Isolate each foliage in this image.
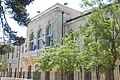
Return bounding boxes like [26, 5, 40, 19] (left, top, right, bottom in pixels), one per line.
[0, 0, 34, 41]
[79, 0, 120, 79]
[0, 0, 33, 55]
[36, 32, 81, 74]
[1, 0, 34, 26]
[35, 1, 120, 79]
[0, 55, 7, 71]
[80, 0, 120, 68]
[0, 44, 14, 55]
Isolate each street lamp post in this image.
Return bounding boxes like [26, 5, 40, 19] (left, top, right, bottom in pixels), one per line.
[61, 11, 64, 45]
[61, 3, 68, 80]
[61, 2, 68, 44]
[13, 37, 25, 78]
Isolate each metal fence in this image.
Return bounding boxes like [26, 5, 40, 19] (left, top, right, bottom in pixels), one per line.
[0, 71, 40, 79]
[0, 69, 120, 80]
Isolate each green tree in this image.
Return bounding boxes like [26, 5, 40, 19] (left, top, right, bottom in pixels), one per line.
[0, 0, 34, 41]
[35, 0, 120, 80]
[0, 0, 34, 58]
[36, 33, 81, 80]
[79, 0, 120, 80]
[0, 44, 14, 55]
[0, 0, 34, 26]
[0, 55, 7, 71]
[0, 44, 14, 71]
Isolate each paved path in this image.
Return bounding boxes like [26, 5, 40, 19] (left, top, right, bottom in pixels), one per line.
[0, 77, 32, 80]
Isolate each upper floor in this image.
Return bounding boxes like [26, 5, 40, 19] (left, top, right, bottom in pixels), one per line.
[7, 3, 89, 61]
[25, 3, 81, 52]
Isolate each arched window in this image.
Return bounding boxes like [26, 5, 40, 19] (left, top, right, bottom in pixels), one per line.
[31, 32, 34, 40]
[38, 29, 43, 49]
[46, 25, 53, 46]
[30, 32, 34, 51]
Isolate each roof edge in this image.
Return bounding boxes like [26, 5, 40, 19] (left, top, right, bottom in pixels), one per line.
[66, 11, 91, 23]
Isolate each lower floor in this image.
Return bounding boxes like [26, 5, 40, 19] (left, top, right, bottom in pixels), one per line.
[0, 65, 120, 80]
[1, 57, 120, 80]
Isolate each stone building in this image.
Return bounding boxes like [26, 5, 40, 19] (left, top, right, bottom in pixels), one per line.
[1, 3, 120, 80]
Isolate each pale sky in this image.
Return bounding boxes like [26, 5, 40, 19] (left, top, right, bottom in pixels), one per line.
[27, 0, 82, 18]
[2, 0, 83, 39]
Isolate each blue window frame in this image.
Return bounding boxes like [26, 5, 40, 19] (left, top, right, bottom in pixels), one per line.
[30, 32, 34, 51]
[46, 25, 53, 46]
[31, 32, 34, 40]
[38, 30, 43, 49]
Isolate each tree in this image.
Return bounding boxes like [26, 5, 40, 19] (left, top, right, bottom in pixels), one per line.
[35, 0, 120, 80]
[0, 0, 34, 41]
[0, 44, 14, 71]
[0, 0, 34, 70]
[0, 44, 14, 55]
[0, 0, 34, 26]
[36, 32, 81, 80]
[0, 0, 34, 57]
[79, 0, 120, 80]
[0, 54, 7, 71]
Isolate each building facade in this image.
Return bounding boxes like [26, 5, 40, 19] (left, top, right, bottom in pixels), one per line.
[0, 3, 120, 80]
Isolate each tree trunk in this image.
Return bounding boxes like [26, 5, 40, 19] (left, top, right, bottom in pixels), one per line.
[105, 68, 114, 80]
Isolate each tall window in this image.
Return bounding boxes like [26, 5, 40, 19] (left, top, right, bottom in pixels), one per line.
[11, 52, 14, 58]
[7, 53, 9, 59]
[38, 29, 43, 49]
[30, 32, 34, 51]
[46, 25, 53, 46]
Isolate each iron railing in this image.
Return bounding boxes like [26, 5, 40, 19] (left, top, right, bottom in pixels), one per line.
[0, 69, 120, 80]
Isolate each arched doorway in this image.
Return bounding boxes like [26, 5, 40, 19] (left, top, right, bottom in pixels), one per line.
[28, 65, 32, 79]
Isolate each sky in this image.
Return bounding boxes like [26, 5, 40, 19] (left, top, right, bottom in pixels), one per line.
[1, 0, 83, 39]
[27, 0, 82, 18]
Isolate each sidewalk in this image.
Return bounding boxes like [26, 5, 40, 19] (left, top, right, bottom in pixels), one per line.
[0, 77, 32, 80]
